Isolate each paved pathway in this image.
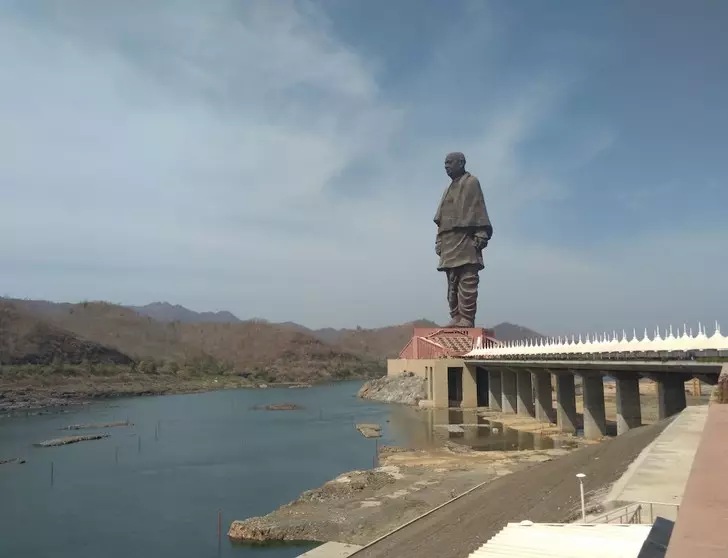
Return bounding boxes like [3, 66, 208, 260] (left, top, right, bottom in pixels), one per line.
[666, 403, 728, 557]
[603, 405, 708, 521]
[299, 542, 362, 557]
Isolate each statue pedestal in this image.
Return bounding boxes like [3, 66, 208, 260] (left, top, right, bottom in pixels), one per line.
[399, 326, 496, 359]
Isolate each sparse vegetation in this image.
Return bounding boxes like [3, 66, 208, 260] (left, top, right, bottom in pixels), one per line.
[0, 297, 543, 413]
[0, 299, 385, 412]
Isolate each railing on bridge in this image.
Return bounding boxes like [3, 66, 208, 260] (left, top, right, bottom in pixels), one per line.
[588, 501, 680, 525]
[467, 323, 728, 359]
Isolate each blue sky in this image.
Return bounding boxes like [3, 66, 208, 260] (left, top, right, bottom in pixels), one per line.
[1, 0, 726, 335]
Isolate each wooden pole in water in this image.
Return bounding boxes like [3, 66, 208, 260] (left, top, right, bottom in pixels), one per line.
[217, 509, 222, 545]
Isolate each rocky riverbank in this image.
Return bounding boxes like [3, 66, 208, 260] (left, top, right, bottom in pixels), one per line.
[228, 419, 672, 548]
[357, 373, 426, 406]
[34, 434, 110, 447]
[227, 444, 566, 545]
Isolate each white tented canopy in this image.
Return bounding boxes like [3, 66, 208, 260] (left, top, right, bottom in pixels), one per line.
[468, 521, 652, 558]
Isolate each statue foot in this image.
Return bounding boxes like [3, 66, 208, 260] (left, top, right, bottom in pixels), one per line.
[446, 317, 461, 327]
[449, 317, 474, 328]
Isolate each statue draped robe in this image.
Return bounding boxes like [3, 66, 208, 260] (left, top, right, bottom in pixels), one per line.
[434, 172, 492, 325]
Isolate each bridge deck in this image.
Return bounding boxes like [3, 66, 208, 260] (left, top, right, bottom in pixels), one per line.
[463, 359, 724, 376]
[350, 421, 670, 558]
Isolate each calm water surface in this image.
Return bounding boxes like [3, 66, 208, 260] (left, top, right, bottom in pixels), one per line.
[0, 381, 563, 558]
[0, 382, 436, 558]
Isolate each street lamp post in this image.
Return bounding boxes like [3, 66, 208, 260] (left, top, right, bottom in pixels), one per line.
[576, 473, 586, 522]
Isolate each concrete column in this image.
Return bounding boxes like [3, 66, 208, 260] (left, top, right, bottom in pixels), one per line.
[532, 370, 554, 423]
[656, 375, 687, 419]
[614, 374, 642, 434]
[501, 369, 517, 414]
[516, 369, 535, 417]
[555, 374, 577, 434]
[488, 369, 502, 412]
[582, 374, 607, 439]
[461, 364, 478, 408]
[432, 361, 450, 408]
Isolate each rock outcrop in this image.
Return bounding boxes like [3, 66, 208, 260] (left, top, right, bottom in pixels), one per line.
[357, 372, 427, 406]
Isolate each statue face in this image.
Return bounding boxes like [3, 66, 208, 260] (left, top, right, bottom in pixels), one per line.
[444, 154, 465, 178]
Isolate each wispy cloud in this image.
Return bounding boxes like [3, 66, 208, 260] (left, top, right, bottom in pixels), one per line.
[1, 0, 725, 332]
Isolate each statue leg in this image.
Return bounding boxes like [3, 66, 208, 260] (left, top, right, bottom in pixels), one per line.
[455, 264, 480, 327]
[446, 268, 460, 325]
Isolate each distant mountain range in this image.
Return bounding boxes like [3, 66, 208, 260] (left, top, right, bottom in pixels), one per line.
[129, 301, 545, 345]
[2, 298, 545, 375]
[128, 302, 241, 324]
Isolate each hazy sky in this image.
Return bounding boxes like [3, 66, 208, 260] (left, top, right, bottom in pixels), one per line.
[1, 0, 726, 334]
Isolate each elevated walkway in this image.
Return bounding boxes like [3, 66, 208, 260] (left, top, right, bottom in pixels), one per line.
[665, 403, 728, 557]
[298, 542, 363, 557]
[598, 405, 708, 522]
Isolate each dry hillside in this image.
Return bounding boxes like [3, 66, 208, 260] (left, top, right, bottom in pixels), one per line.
[0, 301, 133, 366]
[10, 299, 208, 363]
[177, 321, 382, 382]
[281, 319, 440, 360]
[8, 299, 384, 382]
[4, 298, 544, 384]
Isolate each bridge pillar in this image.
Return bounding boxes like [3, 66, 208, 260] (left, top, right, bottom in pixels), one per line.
[555, 374, 577, 434]
[656, 374, 688, 419]
[614, 373, 642, 434]
[462, 364, 478, 408]
[501, 369, 517, 414]
[488, 369, 502, 412]
[532, 370, 555, 423]
[516, 369, 535, 417]
[582, 374, 607, 439]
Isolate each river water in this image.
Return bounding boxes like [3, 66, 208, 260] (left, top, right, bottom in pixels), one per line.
[0, 382, 436, 558]
[0, 381, 564, 558]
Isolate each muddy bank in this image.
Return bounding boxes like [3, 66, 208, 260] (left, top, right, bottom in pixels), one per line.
[252, 403, 305, 411]
[356, 424, 382, 438]
[0, 457, 26, 465]
[34, 434, 110, 447]
[228, 444, 572, 545]
[60, 420, 132, 430]
[358, 373, 426, 406]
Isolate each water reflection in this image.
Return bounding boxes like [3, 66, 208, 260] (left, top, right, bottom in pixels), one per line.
[387, 406, 578, 452]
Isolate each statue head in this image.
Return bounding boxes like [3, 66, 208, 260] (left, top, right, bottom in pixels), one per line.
[444, 152, 466, 179]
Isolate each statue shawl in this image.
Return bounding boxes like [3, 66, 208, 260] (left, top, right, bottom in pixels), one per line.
[434, 172, 492, 236]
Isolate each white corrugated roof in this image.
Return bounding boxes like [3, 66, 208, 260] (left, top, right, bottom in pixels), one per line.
[468, 521, 651, 558]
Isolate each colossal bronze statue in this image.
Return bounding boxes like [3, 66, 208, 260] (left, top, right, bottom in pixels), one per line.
[434, 152, 493, 328]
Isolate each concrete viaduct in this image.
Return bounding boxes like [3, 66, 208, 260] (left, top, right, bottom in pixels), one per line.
[463, 326, 728, 439]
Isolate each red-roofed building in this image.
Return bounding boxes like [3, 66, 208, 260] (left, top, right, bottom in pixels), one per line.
[399, 327, 499, 359]
[388, 327, 501, 408]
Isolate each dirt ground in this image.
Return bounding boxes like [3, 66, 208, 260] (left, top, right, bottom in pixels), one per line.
[354, 419, 672, 558]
